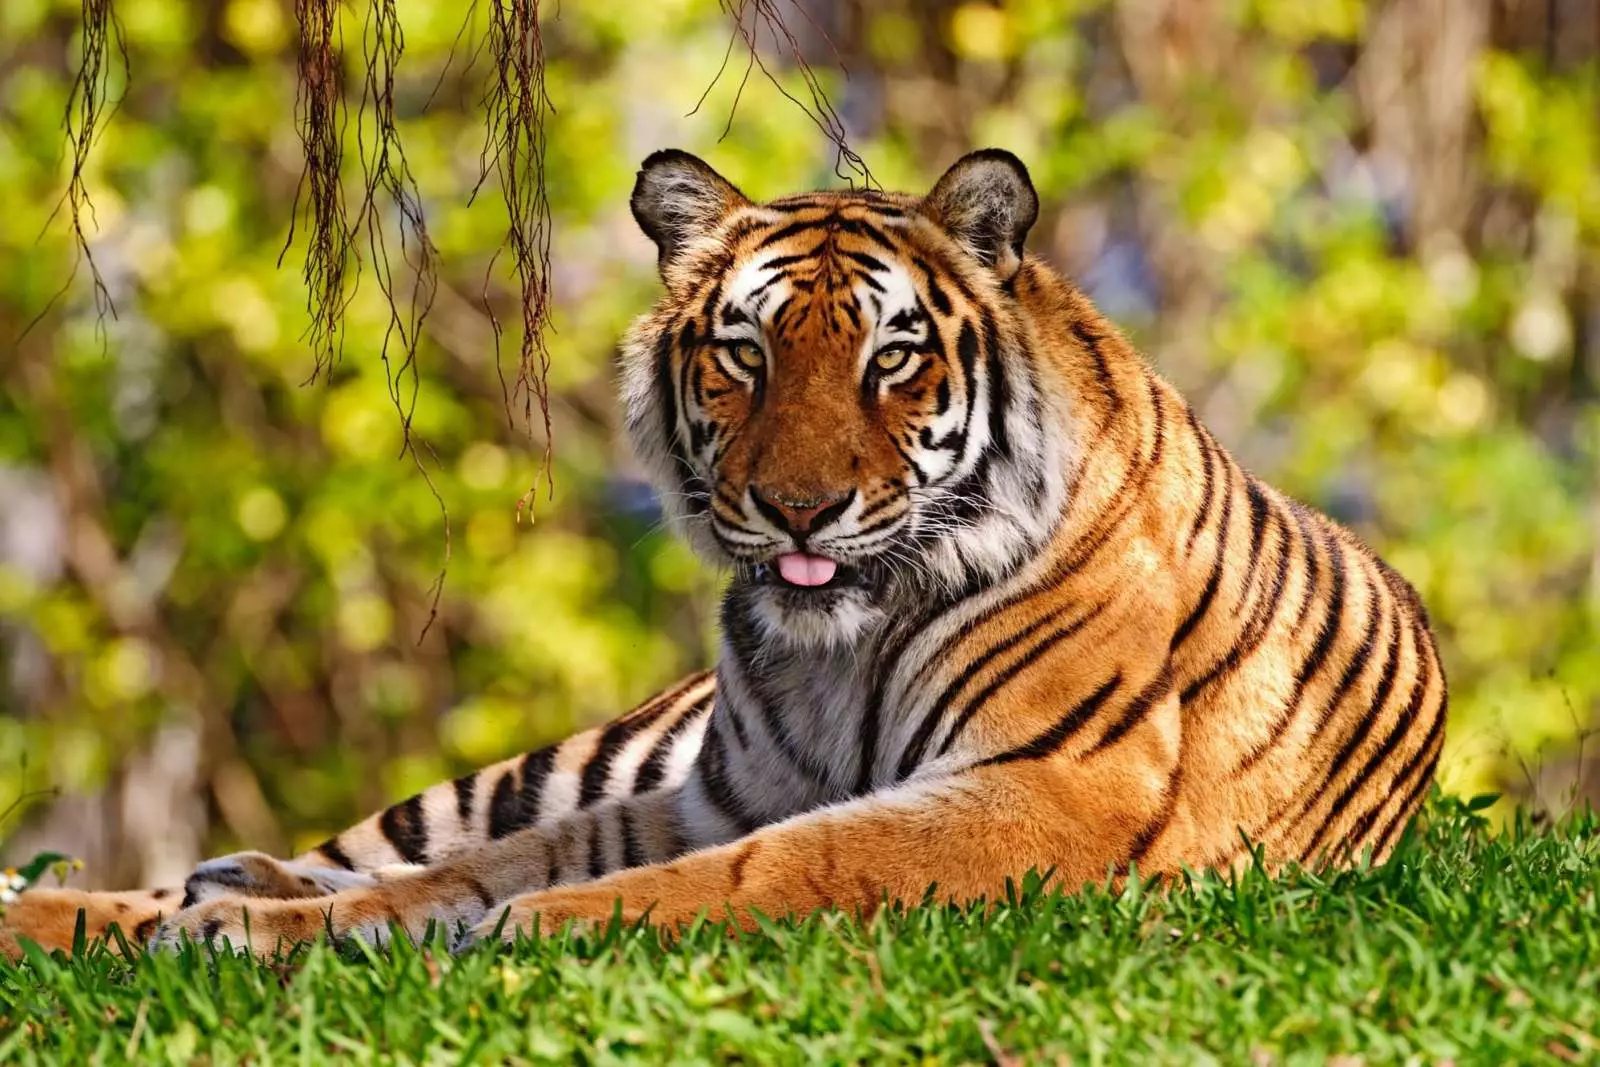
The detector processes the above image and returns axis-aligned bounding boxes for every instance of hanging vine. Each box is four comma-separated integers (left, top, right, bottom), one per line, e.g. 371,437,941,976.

22,0,129,343
41,0,867,626
476,0,557,511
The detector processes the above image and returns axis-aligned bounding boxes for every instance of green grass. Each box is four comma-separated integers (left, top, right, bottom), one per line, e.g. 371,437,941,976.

1,797,1597,1065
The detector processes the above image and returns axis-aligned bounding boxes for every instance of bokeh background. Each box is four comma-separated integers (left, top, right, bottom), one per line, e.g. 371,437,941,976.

1,0,1596,889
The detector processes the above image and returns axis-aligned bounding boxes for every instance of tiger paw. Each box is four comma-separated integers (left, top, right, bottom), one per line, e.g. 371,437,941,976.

182,852,378,908
155,879,488,957
152,894,365,957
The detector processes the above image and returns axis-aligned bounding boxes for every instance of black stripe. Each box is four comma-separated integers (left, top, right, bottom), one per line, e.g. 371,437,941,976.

833,216,899,251
1312,574,1384,733
1184,409,1216,554
578,690,680,808
1091,666,1175,752
453,775,476,824
885,428,930,486
519,746,557,820
1369,724,1445,857
1274,572,1390,833
1291,531,1352,708
936,604,1109,759
757,218,833,250
1172,458,1235,650
488,746,557,840
723,597,836,788
1288,503,1322,631
316,838,356,871
487,772,517,841
619,808,644,869
696,718,760,834
1071,319,1122,416
463,878,494,911
1125,764,1184,869
587,820,607,880
1234,526,1351,774
980,674,1123,766
1048,380,1169,579
984,324,1012,458
698,279,724,325
676,323,702,450
1146,377,1167,467
1299,626,1436,859
896,602,1084,779
955,321,980,458
1293,610,1409,850
853,692,883,796
651,326,695,504
1342,705,1445,864
718,218,762,246
1240,481,1272,591
873,548,1042,779
914,259,952,315
841,249,888,272
757,250,821,272
1179,494,1293,704
769,296,795,335
767,196,840,211
634,685,714,793
379,795,429,865
747,272,787,304
886,306,923,332
857,491,905,522
725,696,751,748
545,848,560,890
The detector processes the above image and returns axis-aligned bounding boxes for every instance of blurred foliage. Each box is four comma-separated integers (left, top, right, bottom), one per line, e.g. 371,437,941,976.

0,0,1596,884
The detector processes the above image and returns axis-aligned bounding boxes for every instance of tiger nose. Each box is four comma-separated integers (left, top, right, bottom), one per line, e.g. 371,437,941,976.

750,486,854,538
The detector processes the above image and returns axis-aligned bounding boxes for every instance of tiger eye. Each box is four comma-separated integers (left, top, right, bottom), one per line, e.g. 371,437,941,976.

730,342,764,371
873,347,912,373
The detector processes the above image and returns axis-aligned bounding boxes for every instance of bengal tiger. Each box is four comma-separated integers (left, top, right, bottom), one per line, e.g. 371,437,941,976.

0,149,1447,959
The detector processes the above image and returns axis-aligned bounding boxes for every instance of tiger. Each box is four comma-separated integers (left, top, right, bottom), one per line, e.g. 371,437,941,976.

1,149,1447,959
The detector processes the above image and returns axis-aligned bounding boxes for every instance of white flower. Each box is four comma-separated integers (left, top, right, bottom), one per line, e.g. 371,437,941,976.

0,888,17,905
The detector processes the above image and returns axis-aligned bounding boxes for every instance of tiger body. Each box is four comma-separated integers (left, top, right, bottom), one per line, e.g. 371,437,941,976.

1,150,1446,957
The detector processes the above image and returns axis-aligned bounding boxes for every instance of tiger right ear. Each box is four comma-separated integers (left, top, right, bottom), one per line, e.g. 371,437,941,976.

919,149,1039,280
631,150,751,271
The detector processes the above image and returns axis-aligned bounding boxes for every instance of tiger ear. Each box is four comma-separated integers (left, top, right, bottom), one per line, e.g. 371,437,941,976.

631,150,751,271
919,149,1039,280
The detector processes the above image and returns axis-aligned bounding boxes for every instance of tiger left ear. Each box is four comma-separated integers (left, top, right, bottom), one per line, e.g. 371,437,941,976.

919,149,1039,280
631,150,751,272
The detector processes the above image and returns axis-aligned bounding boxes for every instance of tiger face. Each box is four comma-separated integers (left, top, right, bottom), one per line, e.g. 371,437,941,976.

623,150,1068,646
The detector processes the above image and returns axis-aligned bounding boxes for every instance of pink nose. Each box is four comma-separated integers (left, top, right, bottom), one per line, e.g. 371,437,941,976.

750,486,852,537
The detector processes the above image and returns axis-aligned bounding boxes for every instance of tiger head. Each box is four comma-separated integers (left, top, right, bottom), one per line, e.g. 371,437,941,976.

622,150,1069,647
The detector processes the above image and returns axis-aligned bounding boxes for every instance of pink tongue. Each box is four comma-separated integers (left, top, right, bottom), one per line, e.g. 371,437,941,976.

776,552,838,587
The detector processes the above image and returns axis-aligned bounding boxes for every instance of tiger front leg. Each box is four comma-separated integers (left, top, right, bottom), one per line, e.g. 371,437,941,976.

151,788,691,956
468,758,1178,946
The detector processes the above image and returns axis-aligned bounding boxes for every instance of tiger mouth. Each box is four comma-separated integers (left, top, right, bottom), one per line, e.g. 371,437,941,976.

749,555,884,593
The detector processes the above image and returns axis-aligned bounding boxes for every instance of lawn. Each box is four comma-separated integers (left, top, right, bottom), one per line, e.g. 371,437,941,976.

1,797,1596,1065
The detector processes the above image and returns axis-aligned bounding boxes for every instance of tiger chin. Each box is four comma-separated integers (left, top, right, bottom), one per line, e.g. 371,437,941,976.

2,148,1446,960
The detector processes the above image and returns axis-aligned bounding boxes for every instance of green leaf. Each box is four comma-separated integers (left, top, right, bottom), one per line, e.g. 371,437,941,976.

16,851,69,883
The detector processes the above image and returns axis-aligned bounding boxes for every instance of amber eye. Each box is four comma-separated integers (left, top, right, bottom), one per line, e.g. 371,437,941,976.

729,342,765,372
873,346,913,374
